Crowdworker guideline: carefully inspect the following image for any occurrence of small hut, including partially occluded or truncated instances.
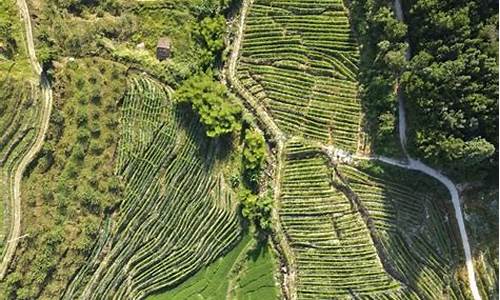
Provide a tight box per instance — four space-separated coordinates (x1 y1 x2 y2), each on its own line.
156 37 171 61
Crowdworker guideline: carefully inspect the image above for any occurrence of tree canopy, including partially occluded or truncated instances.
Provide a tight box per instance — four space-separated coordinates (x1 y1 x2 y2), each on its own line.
403 0 498 179
174 73 242 137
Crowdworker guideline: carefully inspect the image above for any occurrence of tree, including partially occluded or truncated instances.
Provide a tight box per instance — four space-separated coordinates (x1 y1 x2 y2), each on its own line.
174 73 242 137
239 188 273 231
242 129 266 184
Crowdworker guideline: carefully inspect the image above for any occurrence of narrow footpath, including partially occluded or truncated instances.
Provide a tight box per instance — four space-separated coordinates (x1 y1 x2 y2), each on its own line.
0 0 53 279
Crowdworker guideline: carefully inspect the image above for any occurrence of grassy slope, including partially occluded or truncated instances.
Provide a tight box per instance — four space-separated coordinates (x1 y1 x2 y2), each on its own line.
148 234 253 300
232 242 279 300
0 0 38 269
0 0 33 81
148 234 279 300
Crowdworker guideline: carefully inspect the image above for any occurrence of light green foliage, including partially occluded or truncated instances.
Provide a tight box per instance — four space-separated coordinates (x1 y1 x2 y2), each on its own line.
0 0 32 79
242 129 265 183
0 0 18 59
233 243 278 300
148 235 252 300
237 0 362 149
174 73 242 137
239 189 272 230
198 15 226 66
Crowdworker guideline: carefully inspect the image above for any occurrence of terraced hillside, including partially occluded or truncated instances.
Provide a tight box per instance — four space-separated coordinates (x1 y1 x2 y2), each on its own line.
338 163 468 299
236 0 362 150
0 81 39 257
63 76 243 299
279 140 400 298
275 140 469 299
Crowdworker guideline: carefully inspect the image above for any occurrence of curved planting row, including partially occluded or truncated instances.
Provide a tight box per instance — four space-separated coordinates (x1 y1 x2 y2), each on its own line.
63 76 242 299
338 164 468 299
116 76 172 174
278 140 400 299
0 83 39 257
237 0 361 150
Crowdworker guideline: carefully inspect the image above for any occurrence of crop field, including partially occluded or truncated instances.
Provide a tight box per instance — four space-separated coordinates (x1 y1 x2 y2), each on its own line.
232 242 279 300
63 76 243 299
1 0 493 298
116 76 172 173
279 140 400 298
277 140 470 299
0 82 39 258
149 234 253 300
236 0 362 150
338 163 468 299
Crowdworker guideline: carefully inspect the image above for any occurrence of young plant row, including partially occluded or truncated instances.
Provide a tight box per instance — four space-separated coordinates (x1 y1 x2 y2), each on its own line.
279 140 400 298
64 77 242 299
237 0 362 150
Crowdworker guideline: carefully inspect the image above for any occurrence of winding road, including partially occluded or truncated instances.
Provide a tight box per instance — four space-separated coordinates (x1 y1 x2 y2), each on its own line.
0 0 53 279
369 1 481 299
229 0 482 299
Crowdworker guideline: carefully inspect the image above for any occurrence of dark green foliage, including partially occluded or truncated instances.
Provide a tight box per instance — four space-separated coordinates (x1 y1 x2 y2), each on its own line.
402 0 498 179
174 73 241 137
349 0 408 156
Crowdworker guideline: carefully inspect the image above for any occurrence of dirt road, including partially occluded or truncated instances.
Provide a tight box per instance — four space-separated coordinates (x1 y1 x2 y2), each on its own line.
0 0 53 279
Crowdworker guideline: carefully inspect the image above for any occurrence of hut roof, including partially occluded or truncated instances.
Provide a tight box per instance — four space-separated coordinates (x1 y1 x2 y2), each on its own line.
157 37 171 49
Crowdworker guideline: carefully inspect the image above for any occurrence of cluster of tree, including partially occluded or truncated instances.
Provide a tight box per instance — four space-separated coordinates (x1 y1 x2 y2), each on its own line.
238 129 272 231
197 15 226 68
242 129 266 184
239 188 273 230
174 73 242 137
2 59 126 299
402 0 498 180
350 0 408 156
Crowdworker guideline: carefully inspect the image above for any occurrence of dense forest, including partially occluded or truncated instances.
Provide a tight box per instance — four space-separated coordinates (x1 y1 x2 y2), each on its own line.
402 0 498 182
352 0 498 298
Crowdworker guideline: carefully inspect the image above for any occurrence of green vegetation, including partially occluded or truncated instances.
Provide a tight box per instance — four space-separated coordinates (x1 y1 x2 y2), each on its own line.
241 129 265 184
148 233 279 300
402 0 498 180
34 0 235 81
1 0 497 298
148 234 252 300
350 0 408 156
238 129 272 231
0 79 37 263
174 73 242 137
279 140 400 298
62 75 242 299
3 58 127 299
0 0 32 79
340 161 469 298
232 242 279 300
236 0 362 150
238 189 272 231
